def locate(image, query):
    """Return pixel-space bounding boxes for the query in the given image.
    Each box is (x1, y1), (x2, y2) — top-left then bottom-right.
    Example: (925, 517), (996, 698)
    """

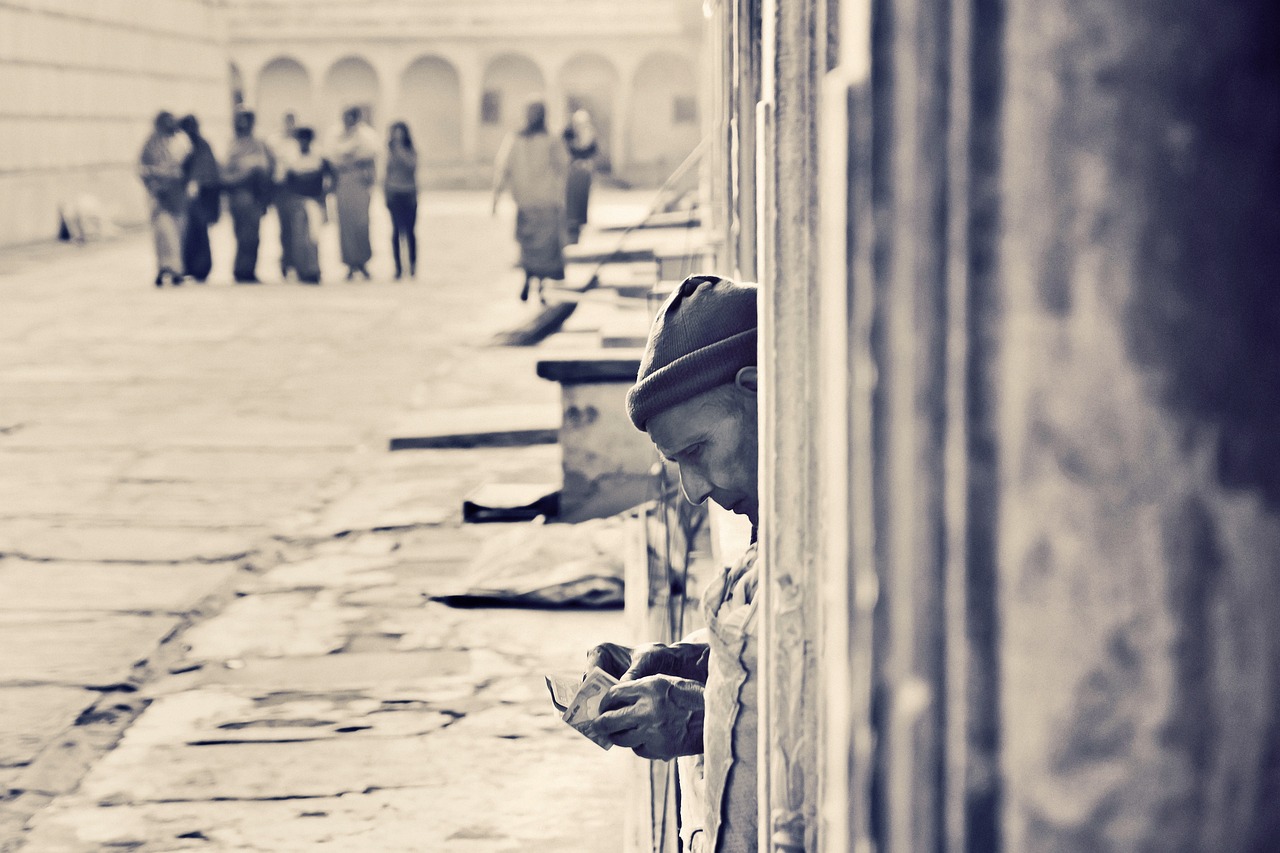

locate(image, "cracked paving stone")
(0, 686), (100, 767)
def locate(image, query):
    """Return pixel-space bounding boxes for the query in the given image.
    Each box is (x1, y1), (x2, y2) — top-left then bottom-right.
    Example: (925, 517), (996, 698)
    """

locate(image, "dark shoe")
(519, 279), (529, 302)
(193, 277), (207, 284)
(394, 268), (403, 280)
(359, 266), (371, 281)
(155, 272), (164, 287)
(234, 276), (262, 284)
(345, 268), (355, 281)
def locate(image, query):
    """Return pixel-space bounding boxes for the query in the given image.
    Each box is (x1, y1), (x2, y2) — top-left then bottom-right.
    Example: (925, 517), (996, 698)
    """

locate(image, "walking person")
(267, 112), (300, 278)
(281, 127), (333, 285)
(330, 107), (378, 280)
(178, 114), (221, 284)
(138, 111), (188, 287)
(562, 109), (598, 244)
(222, 110), (273, 284)
(384, 121), (419, 280)
(492, 99), (569, 303)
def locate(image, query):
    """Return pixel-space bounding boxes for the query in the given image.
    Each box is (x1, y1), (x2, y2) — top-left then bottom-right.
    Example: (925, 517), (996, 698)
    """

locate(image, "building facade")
(0, 0), (231, 247)
(226, 0), (705, 184)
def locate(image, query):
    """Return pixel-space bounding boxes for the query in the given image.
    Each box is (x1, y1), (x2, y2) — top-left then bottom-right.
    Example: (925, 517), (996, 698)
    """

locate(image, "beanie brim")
(625, 328), (757, 431)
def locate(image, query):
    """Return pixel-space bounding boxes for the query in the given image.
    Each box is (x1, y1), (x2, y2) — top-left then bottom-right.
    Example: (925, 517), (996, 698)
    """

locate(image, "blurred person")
(562, 109), (598, 244)
(267, 112), (300, 278)
(330, 106), (378, 280)
(178, 114), (221, 284)
(281, 127), (333, 285)
(384, 121), (419, 280)
(586, 275), (762, 853)
(222, 110), (272, 284)
(492, 98), (569, 303)
(138, 111), (188, 286)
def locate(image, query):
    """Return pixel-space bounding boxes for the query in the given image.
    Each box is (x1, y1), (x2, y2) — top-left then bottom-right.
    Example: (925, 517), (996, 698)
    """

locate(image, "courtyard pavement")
(0, 191), (641, 851)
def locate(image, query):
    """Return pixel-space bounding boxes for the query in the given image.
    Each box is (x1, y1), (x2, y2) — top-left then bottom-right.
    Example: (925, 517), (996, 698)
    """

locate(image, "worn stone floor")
(0, 191), (645, 851)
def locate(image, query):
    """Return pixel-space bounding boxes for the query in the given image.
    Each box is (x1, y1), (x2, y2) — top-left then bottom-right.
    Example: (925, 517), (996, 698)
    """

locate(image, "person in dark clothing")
(222, 110), (272, 283)
(178, 114), (221, 283)
(562, 110), (598, 244)
(281, 127), (333, 284)
(138, 111), (188, 286)
(384, 121), (419, 279)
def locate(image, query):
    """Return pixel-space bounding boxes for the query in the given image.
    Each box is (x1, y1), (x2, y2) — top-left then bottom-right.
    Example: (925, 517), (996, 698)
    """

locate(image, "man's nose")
(677, 465), (712, 506)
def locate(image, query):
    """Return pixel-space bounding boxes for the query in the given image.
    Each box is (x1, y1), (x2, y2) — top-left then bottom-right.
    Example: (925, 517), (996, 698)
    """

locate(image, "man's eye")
(685, 444), (703, 460)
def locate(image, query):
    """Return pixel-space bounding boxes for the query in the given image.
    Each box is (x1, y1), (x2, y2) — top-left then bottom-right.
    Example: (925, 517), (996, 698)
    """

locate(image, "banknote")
(553, 666), (618, 749)
(544, 673), (580, 713)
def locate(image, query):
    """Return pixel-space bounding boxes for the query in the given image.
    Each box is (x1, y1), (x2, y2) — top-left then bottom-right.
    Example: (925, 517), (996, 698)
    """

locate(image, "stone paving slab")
(0, 612), (177, 685)
(0, 686), (100, 768)
(0, 560), (236, 614)
(0, 521), (259, 563)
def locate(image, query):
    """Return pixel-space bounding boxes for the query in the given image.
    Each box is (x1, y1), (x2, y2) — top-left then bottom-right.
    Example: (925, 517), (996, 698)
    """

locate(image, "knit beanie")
(626, 274), (758, 431)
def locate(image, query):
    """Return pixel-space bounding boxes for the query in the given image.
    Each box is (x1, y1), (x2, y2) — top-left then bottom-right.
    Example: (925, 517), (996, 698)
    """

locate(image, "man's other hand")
(623, 642), (710, 684)
(595, 675), (704, 760)
(586, 642), (633, 679)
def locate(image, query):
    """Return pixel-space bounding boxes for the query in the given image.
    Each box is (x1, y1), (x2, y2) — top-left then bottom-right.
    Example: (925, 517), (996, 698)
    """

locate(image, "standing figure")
(330, 107), (378, 280)
(492, 99), (569, 303)
(222, 110), (272, 284)
(267, 112), (300, 278)
(138, 111), (188, 287)
(562, 109), (598, 244)
(384, 121), (419, 280)
(178, 114), (221, 284)
(281, 127), (333, 285)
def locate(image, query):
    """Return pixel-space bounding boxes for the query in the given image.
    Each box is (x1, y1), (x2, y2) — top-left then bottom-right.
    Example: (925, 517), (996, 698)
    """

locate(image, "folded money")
(545, 666), (618, 749)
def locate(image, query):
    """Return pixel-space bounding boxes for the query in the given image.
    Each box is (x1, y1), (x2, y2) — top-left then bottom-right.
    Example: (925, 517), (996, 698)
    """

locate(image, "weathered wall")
(0, 0), (230, 247)
(997, 0), (1280, 849)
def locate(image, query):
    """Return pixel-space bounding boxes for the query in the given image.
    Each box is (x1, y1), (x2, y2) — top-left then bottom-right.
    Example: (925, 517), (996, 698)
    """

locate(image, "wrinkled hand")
(595, 675), (704, 760)
(623, 642), (710, 684)
(585, 642), (633, 679)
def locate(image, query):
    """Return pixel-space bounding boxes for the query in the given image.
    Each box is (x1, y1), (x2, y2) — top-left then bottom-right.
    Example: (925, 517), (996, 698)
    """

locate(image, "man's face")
(645, 383), (759, 525)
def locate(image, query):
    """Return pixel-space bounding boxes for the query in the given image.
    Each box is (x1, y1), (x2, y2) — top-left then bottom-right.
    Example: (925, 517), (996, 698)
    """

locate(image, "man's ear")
(734, 365), (758, 394)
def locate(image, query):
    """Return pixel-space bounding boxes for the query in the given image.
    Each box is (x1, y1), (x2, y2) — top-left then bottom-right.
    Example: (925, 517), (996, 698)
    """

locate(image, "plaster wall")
(0, 0), (230, 247)
(994, 1), (1280, 848)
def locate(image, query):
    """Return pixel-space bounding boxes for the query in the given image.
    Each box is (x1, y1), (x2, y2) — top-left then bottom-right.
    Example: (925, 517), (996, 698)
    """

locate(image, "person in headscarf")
(330, 106), (378, 280)
(222, 110), (273, 283)
(138, 111), (188, 287)
(562, 109), (599, 244)
(492, 98), (569, 303)
(178, 114), (221, 284)
(280, 127), (333, 285)
(384, 121), (419, 280)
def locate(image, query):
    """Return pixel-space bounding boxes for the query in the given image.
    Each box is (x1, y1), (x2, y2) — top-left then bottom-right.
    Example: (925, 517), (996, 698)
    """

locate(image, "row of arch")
(251, 51), (699, 172)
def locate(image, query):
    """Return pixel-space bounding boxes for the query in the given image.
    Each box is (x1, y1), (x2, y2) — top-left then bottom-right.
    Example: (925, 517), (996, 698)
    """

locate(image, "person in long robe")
(178, 114), (221, 284)
(222, 110), (272, 284)
(563, 110), (599, 244)
(138, 111), (188, 287)
(281, 127), (333, 285)
(492, 99), (569, 303)
(384, 121), (419, 279)
(330, 107), (378, 280)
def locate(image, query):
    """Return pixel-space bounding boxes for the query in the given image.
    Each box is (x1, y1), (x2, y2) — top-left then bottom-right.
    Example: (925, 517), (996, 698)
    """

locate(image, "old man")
(588, 274), (760, 853)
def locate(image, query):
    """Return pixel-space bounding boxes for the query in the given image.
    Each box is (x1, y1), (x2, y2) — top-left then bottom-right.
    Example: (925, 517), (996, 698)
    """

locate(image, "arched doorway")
(321, 56), (380, 135)
(255, 56), (312, 130)
(478, 53), (545, 162)
(557, 53), (620, 172)
(394, 56), (463, 163)
(627, 52), (700, 182)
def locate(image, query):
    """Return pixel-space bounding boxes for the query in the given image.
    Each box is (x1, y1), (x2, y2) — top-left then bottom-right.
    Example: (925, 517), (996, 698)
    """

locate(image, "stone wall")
(0, 0), (231, 247)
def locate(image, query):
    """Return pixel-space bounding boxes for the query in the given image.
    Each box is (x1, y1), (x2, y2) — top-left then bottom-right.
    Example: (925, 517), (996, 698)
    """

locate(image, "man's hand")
(595, 675), (704, 760)
(623, 642), (710, 684)
(586, 642), (633, 679)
